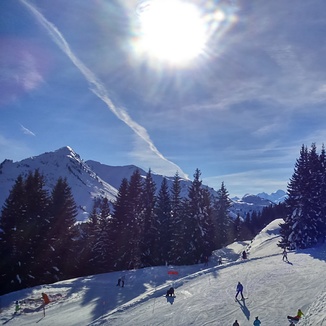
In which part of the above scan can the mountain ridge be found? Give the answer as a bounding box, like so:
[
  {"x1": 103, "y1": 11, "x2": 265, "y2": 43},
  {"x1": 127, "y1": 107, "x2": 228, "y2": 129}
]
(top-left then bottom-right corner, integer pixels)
[{"x1": 0, "y1": 146, "x2": 286, "y2": 222}]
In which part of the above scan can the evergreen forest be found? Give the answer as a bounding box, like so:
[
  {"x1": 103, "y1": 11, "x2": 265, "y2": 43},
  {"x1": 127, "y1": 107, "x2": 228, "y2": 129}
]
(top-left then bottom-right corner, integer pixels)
[{"x1": 1, "y1": 167, "x2": 283, "y2": 295}]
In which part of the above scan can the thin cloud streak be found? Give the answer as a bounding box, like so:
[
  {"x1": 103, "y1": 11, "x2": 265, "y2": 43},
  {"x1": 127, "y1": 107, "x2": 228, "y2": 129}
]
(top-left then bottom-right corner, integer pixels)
[
  {"x1": 20, "y1": 0, "x2": 187, "y2": 178},
  {"x1": 20, "y1": 124, "x2": 36, "y2": 136}
]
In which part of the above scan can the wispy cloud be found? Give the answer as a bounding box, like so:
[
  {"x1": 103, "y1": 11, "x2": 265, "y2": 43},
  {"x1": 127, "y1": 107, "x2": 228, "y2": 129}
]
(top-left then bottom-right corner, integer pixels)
[
  {"x1": 20, "y1": 0, "x2": 187, "y2": 178},
  {"x1": 203, "y1": 167, "x2": 291, "y2": 197},
  {"x1": 20, "y1": 52, "x2": 44, "y2": 91},
  {"x1": 20, "y1": 124, "x2": 36, "y2": 136}
]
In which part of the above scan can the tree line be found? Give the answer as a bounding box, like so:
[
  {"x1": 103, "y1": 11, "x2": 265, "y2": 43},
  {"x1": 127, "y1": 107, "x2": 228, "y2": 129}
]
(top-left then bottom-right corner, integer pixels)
[
  {"x1": 0, "y1": 168, "x2": 282, "y2": 295},
  {"x1": 79, "y1": 169, "x2": 236, "y2": 274}
]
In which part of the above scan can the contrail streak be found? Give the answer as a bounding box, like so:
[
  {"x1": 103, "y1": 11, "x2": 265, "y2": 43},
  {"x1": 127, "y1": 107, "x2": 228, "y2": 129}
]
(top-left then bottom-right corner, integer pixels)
[{"x1": 20, "y1": 0, "x2": 186, "y2": 177}]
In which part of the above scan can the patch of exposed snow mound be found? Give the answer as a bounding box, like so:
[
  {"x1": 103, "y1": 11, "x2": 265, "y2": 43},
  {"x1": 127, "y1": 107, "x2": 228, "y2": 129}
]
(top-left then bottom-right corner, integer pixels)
[{"x1": 246, "y1": 218, "x2": 283, "y2": 259}]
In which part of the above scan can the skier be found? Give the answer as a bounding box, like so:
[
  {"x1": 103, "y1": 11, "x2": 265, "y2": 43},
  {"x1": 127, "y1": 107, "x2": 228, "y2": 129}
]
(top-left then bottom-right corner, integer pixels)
[
  {"x1": 41, "y1": 293, "x2": 50, "y2": 317},
  {"x1": 166, "y1": 287, "x2": 175, "y2": 297},
  {"x1": 204, "y1": 256, "x2": 209, "y2": 266},
  {"x1": 253, "y1": 316, "x2": 261, "y2": 325},
  {"x1": 235, "y1": 282, "x2": 244, "y2": 300},
  {"x1": 242, "y1": 251, "x2": 247, "y2": 259},
  {"x1": 116, "y1": 275, "x2": 125, "y2": 287},
  {"x1": 282, "y1": 248, "x2": 288, "y2": 262},
  {"x1": 287, "y1": 309, "x2": 304, "y2": 321},
  {"x1": 42, "y1": 292, "x2": 50, "y2": 305},
  {"x1": 14, "y1": 301, "x2": 20, "y2": 314},
  {"x1": 233, "y1": 320, "x2": 240, "y2": 326},
  {"x1": 218, "y1": 256, "x2": 222, "y2": 265}
]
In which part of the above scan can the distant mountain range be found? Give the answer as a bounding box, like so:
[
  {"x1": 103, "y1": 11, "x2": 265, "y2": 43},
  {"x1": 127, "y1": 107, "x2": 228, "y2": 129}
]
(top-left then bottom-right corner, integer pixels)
[{"x1": 0, "y1": 146, "x2": 286, "y2": 222}]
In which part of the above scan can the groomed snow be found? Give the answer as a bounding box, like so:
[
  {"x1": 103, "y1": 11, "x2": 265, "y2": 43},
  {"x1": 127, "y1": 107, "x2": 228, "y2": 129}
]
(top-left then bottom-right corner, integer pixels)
[{"x1": 1, "y1": 219, "x2": 326, "y2": 325}]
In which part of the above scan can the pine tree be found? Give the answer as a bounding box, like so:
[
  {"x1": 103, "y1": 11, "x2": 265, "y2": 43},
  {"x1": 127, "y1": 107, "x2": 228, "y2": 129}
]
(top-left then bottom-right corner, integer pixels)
[
  {"x1": 111, "y1": 178, "x2": 129, "y2": 270},
  {"x1": 153, "y1": 177, "x2": 171, "y2": 265},
  {"x1": 0, "y1": 171, "x2": 52, "y2": 293},
  {"x1": 213, "y1": 182, "x2": 232, "y2": 248},
  {"x1": 201, "y1": 187, "x2": 215, "y2": 256},
  {"x1": 183, "y1": 169, "x2": 202, "y2": 263},
  {"x1": 92, "y1": 197, "x2": 113, "y2": 273},
  {"x1": 140, "y1": 169, "x2": 157, "y2": 267},
  {"x1": 112, "y1": 170, "x2": 144, "y2": 270},
  {"x1": 50, "y1": 177, "x2": 78, "y2": 280},
  {"x1": 169, "y1": 172, "x2": 185, "y2": 264},
  {"x1": 183, "y1": 169, "x2": 213, "y2": 264},
  {"x1": 77, "y1": 201, "x2": 99, "y2": 275},
  {"x1": 20, "y1": 170, "x2": 51, "y2": 287},
  {"x1": 304, "y1": 144, "x2": 321, "y2": 247},
  {"x1": 280, "y1": 145, "x2": 317, "y2": 249},
  {"x1": 126, "y1": 169, "x2": 144, "y2": 269},
  {"x1": 232, "y1": 214, "x2": 242, "y2": 241},
  {"x1": 0, "y1": 175, "x2": 26, "y2": 294},
  {"x1": 241, "y1": 212, "x2": 254, "y2": 240},
  {"x1": 280, "y1": 145, "x2": 306, "y2": 248},
  {"x1": 250, "y1": 211, "x2": 260, "y2": 235},
  {"x1": 318, "y1": 144, "x2": 326, "y2": 241}
]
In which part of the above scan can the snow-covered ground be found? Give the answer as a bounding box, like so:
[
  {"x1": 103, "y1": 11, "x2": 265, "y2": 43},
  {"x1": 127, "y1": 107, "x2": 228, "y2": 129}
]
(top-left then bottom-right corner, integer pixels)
[{"x1": 1, "y1": 219, "x2": 326, "y2": 326}]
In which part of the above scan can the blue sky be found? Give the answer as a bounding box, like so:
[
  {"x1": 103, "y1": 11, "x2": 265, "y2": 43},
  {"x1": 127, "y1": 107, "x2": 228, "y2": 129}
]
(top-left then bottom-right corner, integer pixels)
[{"x1": 1, "y1": 0, "x2": 326, "y2": 197}]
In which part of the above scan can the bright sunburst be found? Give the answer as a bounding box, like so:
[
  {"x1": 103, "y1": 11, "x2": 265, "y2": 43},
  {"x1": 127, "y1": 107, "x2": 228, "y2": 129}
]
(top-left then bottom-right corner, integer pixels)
[{"x1": 135, "y1": 0, "x2": 207, "y2": 66}]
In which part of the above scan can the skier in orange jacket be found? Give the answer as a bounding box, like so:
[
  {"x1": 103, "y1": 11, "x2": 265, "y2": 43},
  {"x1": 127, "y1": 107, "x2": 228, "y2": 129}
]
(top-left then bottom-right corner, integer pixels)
[{"x1": 42, "y1": 292, "x2": 50, "y2": 305}]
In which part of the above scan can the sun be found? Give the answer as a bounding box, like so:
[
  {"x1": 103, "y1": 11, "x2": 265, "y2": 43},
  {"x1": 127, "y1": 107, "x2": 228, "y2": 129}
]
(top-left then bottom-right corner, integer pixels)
[{"x1": 135, "y1": 0, "x2": 207, "y2": 66}]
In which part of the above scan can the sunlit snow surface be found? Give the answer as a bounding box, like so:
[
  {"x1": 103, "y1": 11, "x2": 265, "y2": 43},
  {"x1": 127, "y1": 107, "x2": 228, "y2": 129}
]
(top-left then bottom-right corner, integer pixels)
[{"x1": 1, "y1": 219, "x2": 326, "y2": 325}]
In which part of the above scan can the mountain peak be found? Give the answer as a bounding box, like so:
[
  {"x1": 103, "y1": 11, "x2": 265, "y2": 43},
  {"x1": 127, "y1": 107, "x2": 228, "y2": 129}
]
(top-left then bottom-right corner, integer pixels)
[
  {"x1": 0, "y1": 146, "x2": 118, "y2": 221},
  {"x1": 53, "y1": 146, "x2": 80, "y2": 159},
  {"x1": 257, "y1": 189, "x2": 287, "y2": 203}
]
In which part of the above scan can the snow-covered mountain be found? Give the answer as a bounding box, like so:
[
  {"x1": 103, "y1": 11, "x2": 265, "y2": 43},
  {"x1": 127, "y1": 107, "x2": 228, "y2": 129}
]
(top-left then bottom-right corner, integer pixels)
[
  {"x1": 0, "y1": 146, "x2": 118, "y2": 221},
  {"x1": 85, "y1": 160, "x2": 191, "y2": 198},
  {"x1": 230, "y1": 191, "x2": 288, "y2": 219},
  {"x1": 0, "y1": 146, "x2": 285, "y2": 222},
  {"x1": 257, "y1": 189, "x2": 287, "y2": 203},
  {"x1": 0, "y1": 146, "x2": 194, "y2": 222},
  {"x1": 1, "y1": 219, "x2": 325, "y2": 326},
  {"x1": 230, "y1": 194, "x2": 275, "y2": 219}
]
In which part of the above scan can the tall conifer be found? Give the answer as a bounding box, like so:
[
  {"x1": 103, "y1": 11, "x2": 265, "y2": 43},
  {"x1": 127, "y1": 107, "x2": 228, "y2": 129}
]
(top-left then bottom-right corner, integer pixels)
[
  {"x1": 214, "y1": 182, "x2": 232, "y2": 248},
  {"x1": 169, "y1": 172, "x2": 184, "y2": 264},
  {"x1": 154, "y1": 177, "x2": 171, "y2": 265},
  {"x1": 50, "y1": 177, "x2": 78, "y2": 279},
  {"x1": 140, "y1": 169, "x2": 157, "y2": 267}
]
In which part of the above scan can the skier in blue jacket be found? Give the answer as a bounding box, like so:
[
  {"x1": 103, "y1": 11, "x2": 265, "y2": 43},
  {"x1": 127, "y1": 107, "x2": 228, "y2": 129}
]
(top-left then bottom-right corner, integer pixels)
[
  {"x1": 235, "y1": 282, "x2": 244, "y2": 300},
  {"x1": 253, "y1": 316, "x2": 261, "y2": 325}
]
